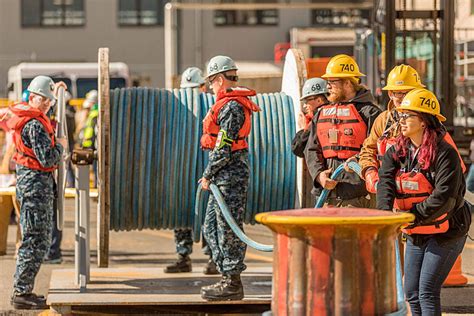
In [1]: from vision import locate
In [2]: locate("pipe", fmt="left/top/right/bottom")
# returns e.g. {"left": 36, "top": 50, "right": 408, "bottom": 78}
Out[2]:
{"left": 55, "top": 86, "right": 68, "bottom": 231}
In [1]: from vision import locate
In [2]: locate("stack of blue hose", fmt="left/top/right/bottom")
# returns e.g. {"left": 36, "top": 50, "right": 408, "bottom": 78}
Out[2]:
{"left": 109, "top": 87, "right": 296, "bottom": 231}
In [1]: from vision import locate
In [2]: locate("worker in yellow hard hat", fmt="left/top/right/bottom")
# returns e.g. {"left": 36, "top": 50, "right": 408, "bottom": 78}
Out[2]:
{"left": 376, "top": 88, "right": 471, "bottom": 315}
{"left": 304, "top": 54, "right": 381, "bottom": 208}
{"left": 357, "top": 65, "right": 465, "bottom": 193}
{"left": 357, "top": 64, "right": 425, "bottom": 193}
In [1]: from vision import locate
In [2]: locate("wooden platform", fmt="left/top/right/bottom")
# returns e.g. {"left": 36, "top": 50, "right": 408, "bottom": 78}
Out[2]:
{"left": 47, "top": 267, "right": 272, "bottom": 315}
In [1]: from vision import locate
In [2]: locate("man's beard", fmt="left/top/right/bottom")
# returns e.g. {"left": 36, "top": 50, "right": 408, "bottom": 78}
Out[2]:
{"left": 327, "top": 89, "right": 346, "bottom": 103}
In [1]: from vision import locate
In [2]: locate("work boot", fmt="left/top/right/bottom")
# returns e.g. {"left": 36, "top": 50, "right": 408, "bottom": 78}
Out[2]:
{"left": 164, "top": 254, "right": 192, "bottom": 273}
{"left": 201, "top": 274, "right": 244, "bottom": 301}
{"left": 203, "top": 259, "right": 219, "bottom": 275}
{"left": 11, "top": 293, "right": 47, "bottom": 310}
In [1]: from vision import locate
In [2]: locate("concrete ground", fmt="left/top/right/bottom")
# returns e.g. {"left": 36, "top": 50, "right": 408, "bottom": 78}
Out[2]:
{"left": 0, "top": 198, "right": 473, "bottom": 315}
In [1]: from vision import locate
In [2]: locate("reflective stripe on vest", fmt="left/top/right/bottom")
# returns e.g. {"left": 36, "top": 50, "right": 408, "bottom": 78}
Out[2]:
{"left": 316, "top": 103, "right": 367, "bottom": 159}
{"left": 201, "top": 100, "right": 253, "bottom": 151}
{"left": 394, "top": 170, "right": 449, "bottom": 235}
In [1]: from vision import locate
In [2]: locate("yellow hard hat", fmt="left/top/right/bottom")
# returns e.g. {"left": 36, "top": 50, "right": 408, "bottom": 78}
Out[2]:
{"left": 321, "top": 54, "right": 365, "bottom": 79}
{"left": 383, "top": 64, "right": 425, "bottom": 91}
{"left": 397, "top": 88, "right": 446, "bottom": 122}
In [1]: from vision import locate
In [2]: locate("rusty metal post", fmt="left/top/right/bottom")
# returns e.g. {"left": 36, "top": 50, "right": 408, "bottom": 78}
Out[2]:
{"left": 98, "top": 48, "right": 110, "bottom": 268}
{"left": 256, "top": 208, "right": 414, "bottom": 315}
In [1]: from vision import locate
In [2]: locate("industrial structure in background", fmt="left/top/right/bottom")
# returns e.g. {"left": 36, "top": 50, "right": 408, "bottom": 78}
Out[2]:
{"left": 0, "top": 1, "right": 473, "bottom": 133}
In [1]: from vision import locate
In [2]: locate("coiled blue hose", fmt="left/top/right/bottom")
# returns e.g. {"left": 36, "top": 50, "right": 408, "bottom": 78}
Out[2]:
{"left": 109, "top": 87, "right": 296, "bottom": 231}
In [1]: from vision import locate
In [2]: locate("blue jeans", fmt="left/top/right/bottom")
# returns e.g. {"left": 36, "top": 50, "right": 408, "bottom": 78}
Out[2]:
{"left": 404, "top": 236, "right": 466, "bottom": 316}
{"left": 466, "top": 164, "right": 474, "bottom": 193}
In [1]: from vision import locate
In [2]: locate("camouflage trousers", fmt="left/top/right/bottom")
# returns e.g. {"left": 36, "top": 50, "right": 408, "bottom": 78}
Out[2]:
{"left": 173, "top": 228, "right": 211, "bottom": 257}
{"left": 13, "top": 171, "right": 54, "bottom": 295}
{"left": 203, "top": 182, "right": 248, "bottom": 275}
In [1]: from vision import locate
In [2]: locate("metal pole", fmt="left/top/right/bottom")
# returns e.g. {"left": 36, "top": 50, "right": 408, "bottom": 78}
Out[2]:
{"left": 169, "top": 2, "right": 373, "bottom": 10}
{"left": 440, "top": 0, "right": 455, "bottom": 125}
{"left": 75, "top": 163, "right": 90, "bottom": 291}
{"left": 165, "top": 3, "right": 178, "bottom": 89}
{"left": 56, "top": 86, "right": 67, "bottom": 231}
{"left": 384, "top": 0, "right": 396, "bottom": 106}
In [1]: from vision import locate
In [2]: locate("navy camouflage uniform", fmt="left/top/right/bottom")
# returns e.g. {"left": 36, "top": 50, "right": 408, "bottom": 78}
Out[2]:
{"left": 202, "top": 100, "right": 248, "bottom": 276}
{"left": 173, "top": 228, "right": 212, "bottom": 256}
{"left": 14, "top": 119, "right": 62, "bottom": 295}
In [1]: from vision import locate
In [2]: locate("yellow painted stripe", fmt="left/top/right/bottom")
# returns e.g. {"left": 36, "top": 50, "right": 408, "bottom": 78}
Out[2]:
{"left": 256, "top": 212, "right": 414, "bottom": 226}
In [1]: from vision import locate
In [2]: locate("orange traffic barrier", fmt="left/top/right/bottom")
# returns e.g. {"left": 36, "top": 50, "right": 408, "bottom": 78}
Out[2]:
{"left": 443, "top": 255, "right": 468, "bottom": 287}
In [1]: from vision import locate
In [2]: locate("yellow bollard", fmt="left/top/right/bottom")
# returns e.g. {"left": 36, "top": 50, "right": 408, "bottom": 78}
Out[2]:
{"left": 256, "top": 207, "right": 414, "bottom": 316}
{"left": 0, "top": 195, "right": 14, "bottom": 255}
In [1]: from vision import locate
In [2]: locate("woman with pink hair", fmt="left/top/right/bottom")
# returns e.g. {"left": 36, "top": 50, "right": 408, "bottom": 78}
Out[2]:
{"left": 377, "top": 89, "right": 471, "bottom": 315}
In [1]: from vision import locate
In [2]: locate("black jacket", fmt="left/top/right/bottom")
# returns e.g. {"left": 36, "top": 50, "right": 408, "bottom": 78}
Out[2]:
{"left": 377, "top": 138, "right": 471, "bottom": 245}
{"left": 304, "top": 88, "right": 381, "bottom": 199}
{"left": 291, "top": 129, "right": 310, "bottom": 158}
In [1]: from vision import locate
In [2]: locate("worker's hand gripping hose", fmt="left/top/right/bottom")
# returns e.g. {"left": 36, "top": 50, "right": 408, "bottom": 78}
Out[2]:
{"left": 314, "top": 161, "right": 362, "bottom": 208}
{"left": 313, "top": 161, "right": 407, "bottom": 316}
{"left": 194, "top": 183, "right": 274, "bottom": 252}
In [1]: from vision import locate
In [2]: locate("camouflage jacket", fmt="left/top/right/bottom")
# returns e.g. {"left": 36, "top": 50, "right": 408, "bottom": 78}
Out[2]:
{"left": 203, "top": 100, "right": 249, "bottom": 181}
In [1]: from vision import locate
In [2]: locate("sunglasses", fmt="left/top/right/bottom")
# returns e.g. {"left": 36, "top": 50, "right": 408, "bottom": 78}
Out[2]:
{"left": 208, "top": 73, "right": 239, "bottom": 85}
{"left": 398, "top": 112, "right": 419, "bottom": 121}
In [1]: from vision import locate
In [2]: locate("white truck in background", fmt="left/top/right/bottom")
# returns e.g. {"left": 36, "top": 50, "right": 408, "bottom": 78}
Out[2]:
{"left": 6, "top": 62, "right": 130, "bottom": 105}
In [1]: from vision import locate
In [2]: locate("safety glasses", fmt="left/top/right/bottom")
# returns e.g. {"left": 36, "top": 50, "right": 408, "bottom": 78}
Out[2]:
{"left": 327, "top": 79, "right": 343, "bottom": 86}
{"left": 207, "top": 73, "right": 239, "bottom": 86}
{"left": 398, "top": 112, "right": 419, "bottom": 121}
{"left": 392, "top": 91, "right": 408, "bottom": 98}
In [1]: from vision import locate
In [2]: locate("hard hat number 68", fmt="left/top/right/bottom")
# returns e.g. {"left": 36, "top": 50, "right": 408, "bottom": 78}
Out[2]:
{"left": 340, "top": 63, "right": 355, "bottom": 72}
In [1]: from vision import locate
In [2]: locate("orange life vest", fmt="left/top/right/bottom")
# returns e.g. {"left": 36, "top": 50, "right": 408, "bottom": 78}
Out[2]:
{"left": 7, "top": 103, "right": 57, "bottom": 172}
{"left": 394, "top": 168, "right": 449, "bottom": 235}
{"left": 316, "top": 103, "right": 367, "bottom": 159}
{"left": 201, "top": 87, "right": 260, "bottom": 151}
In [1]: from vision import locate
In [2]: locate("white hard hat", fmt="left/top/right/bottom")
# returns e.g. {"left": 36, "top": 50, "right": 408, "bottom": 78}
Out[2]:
{"left": 180, "top": 67, "right": 205, "bottom": 88}
{"left": 83, "top": 90, "right": 98, "bottom": 109}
